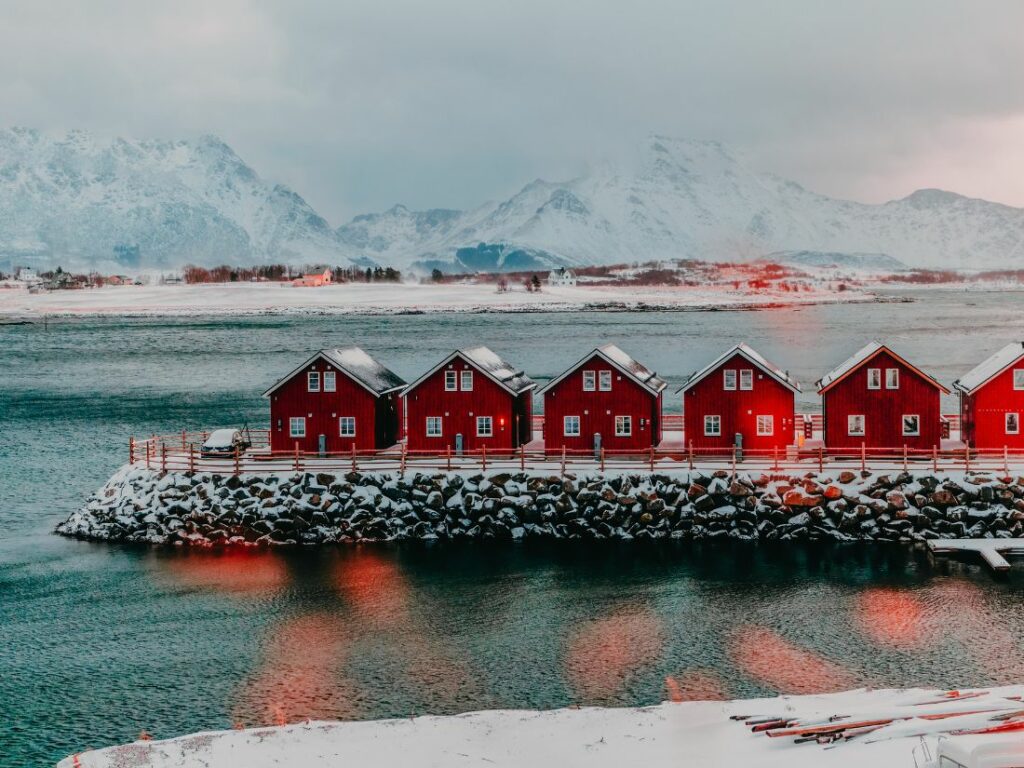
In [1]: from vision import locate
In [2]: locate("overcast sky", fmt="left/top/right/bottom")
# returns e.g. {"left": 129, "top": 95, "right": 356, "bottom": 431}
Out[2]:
{"left": 3, "top": 0, "right": 1023, "bottom": 223}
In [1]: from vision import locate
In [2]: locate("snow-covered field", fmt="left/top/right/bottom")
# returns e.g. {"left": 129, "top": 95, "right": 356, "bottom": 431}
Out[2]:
{"left": 0, "top": 281, "right": 875, "bottom": 317}
{"left": 59, "top": 686, "right": 1024, "bottom": 768}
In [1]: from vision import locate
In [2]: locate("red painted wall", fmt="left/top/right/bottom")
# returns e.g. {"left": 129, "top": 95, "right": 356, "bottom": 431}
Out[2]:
{"left": 543, "top": 352, "right": 662, "bottom": 453}
{"left": 822, "top": 349, "right": 942, "bottom": 450}
{"left": 682, "top": 352, "right": 796, "bottom": 452}
{"left": 960, "top": 361, "right": 1024, "bottom": 449}
{"left": 268, "top": 359, "right": 399, "bottom": 453}
{"left": 404, "top": 355, "right": 531, "bottom": 452}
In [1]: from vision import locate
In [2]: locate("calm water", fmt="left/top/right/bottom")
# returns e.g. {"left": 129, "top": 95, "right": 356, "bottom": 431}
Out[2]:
{"left": 4, "top": 291, "right": 1024, "bottom": 767}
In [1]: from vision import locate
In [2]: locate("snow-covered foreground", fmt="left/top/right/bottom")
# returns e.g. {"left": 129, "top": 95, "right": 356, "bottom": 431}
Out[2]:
{"left": 0, "top": 281, "right": 874, "bottom": 317}
{"left": 59, "top": 686, "right": 1024, "bottom": 768}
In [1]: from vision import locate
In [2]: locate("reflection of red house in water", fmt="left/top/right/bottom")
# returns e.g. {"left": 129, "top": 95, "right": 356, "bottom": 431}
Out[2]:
{"left": 292, "top": 269, "right": 333, "bottom": 287}
{"left": 403, "top": 347, "right": 535, "bottom": 453}
{"left": 539, "top": 344, "right": 666, "bottom": 454}
{"left": 263, "top": 347, "right": 405, "bottom": 454}
{"left": 954, "top": 342, "right": 1024, "bottom": 450}
{"left": 817, "top": 341, "right": 948, "bottom": 450}
{"left": 680, "top": 343, "right": 800, "bottom": 452}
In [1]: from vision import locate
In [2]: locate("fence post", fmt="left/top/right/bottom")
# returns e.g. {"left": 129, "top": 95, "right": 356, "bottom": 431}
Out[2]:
{"left": 181, "top": 429, "right": 187, "bottom": 451}
{"left": 688, "top": 440, "right": 694, "bottom": 470}
{"left": 234, "top": 446, "right": 240, "bottom": 476}
{"left": 446, "top": 444, "right": 452, "bottom": 472}
{"left": 520, "top": 444, "right": 525, "bottom": 472}
{"left": 294, "top": 442, "right": 300, "bottom": 473}
{"left": 965, "top": 445, "right": 971, "bottom": 473}
{"left": 903, "top": 444, "right": 908, "bottom": 472}
{"left": 189, "top": 444, "right": 196, "bottom": 474}
{"left": 561, "top": 445, "right": 566, "bottom": 476}
{"left": 818, "top": 445, "right": 823, "bottom": 473}
{"left": 400, "top": 443, "right": 407, "bottom": 476}
{"left": 481, "top": 444, "right": 487, "bottom": 472}
{"left": 731, "top": 446, "right": 736, "bottom": 478}
{"left": 145, "top": 439, "right": 151, "bottom": 469}
{"left": 860, "top": 442, "right": 866, "bottom": 472}
{"left": 772, "top": 444, "right": 778, "bottom": 472}
{"left": 649, "top": 445, "right": 655, "bottom": 472}
{"left": 600, "top": 447, "right": 605, "bottom": 473}
{"left": 933, "top": 444, "right": 938, "bottom": 473}
{"left": 129, "top": 436, "right": 135, "bottom": 465}
{"left": 351, "top": 443, "right": 357, "bottom": 473}
{"left": 161, "top": 443, "right": 167, "bottom": 474}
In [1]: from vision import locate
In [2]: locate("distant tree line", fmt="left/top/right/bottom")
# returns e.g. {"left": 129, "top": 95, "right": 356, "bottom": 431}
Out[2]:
{"left": 182, "top": 264, "right": 402, "bottom": 284}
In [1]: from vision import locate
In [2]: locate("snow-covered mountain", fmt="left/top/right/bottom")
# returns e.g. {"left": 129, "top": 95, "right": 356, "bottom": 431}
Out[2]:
{"left": 0, "top": 128, "right": 361, "bottom": 272}
{"left": 4, "top": 129, "right": 1024, "bottom": 273}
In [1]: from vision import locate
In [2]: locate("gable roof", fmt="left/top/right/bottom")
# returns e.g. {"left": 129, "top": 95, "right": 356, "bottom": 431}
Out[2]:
{"left": 537, "top": 343, "right": 667, "bottom": 396}
{"left": 816, "top": 341, "right": 949, "bottom": 394}
{"left": 953, "top": 342, "right": 1024, "bottom": 394}
{"left": 403, "top": 346, "right": 536, "bottom": 397}
{"left": 676, "top": 343, "right": 801, "bottom": 394}
{"left": 263, "top": 347, "right": 406, "bottom": 398}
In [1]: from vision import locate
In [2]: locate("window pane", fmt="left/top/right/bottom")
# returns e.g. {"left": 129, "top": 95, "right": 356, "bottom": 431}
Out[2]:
{"left": 599, "top": 371, "right": 612, "bottom": 390}
{"left": 307, "top": 372, "right": 320, "bottom": 391}
{"left": 886, "top": 369, "right": 899, "bottom": 389}
{"left": 723, "top": 370, "right": 736, "bottom": 390}
{"left": 740, "top": 370, "right": 753, "bottom": 390}
{"left": 323, "top": 371, "right": 336, "bottom": 392}
{"left": 867, "top": 369, "right": 880, "bottom": 389}
{"left": 1007, "top": 413, "right": 1019, "bottom": 434}
{"left": 615, "top": 416, "right": 631, "bottom": 436}
{"left": 477, "top": 416, "right": 492, "bottom": 436}
{"left": 462, "top": 370, "right": 473, "bottom": 390}
{"left": 1015, "top": 370, "right": 1024, "bottom": 390}
{"left": 564, "top": 416, "right": 580, "bottom": 436}
{"left": 583, "top": 371, "right": 595, "bottom": 391}
{"left": 445, "top": 371, "right": 457, "bottom": 390}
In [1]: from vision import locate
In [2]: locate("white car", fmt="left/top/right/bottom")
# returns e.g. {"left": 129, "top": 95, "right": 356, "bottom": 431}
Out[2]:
{"left": 917, "top": 732, "right": 1024, "bottom": 768}
{"left": 200, "top": 428, "right": 250, "bottom": 457}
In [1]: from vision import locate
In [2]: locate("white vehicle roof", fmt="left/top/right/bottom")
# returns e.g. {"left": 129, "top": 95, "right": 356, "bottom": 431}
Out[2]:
{"left": 936, "top": 731, "right": 1024, "bottom": 768}
{"left": 203, "top": 429, "right": 239, "bottom": 447}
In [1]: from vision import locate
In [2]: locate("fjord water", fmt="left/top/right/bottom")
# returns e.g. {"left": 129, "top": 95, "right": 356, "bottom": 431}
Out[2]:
{"left": 4, "top": 292, "right": 1024, "bottom": 767}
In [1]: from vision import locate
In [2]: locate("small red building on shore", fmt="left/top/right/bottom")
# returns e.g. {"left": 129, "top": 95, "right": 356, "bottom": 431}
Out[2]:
{"left": 817, "top": 341, "right": 948, "bottom": 450}
{"left": 538, "top": 344, "right": 666, "bottom": 454}
{"left": 403, "top": 346, "right": 535, "bottom": 453}
{"left": 953, "top": 342, "right": 1024, "bottom": 450}
{"left": 263, "top": 347, "right": 405, "bottom": 454}
{"left": 679, "top": 343, "right": 800, "bottom": 452}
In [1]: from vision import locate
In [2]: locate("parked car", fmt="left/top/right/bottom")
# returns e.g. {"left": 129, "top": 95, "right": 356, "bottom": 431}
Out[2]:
{"left": 200, "top": 428, "right": 250, "bottom": 457}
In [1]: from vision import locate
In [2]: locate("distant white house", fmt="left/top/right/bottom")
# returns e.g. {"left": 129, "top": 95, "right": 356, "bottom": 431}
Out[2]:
{"left": 547, "top": 267, "right": 577, "bottom": 287}
{"left": 16, "top": 267, "right": 40, "bottom": 285}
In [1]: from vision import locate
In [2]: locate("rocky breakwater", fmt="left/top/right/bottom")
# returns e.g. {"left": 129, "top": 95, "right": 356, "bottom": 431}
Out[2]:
{"left": 55, "top": 464, "right": 1024, "bottom": 546}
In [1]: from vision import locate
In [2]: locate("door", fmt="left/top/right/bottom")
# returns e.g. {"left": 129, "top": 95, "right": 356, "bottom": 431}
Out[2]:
{"left": 455, "top": 433, "right": 463, "bottom": 456}
{"left": 593, "top": 432, "right": 602, "bottom": 460}
{"left": 318, "top": 434, "right": 327, "bottom": 457}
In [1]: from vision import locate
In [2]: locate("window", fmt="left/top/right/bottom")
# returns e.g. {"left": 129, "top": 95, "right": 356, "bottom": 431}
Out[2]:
{"left": 564, "top": 415, "right": 580, "bottom": 436}
{"left": 723, "top": 370, "right": 737, "bottom": 390}
{"left": 848, "top": 415, "right": 865, "bottom": 436}
{"left": 323, "top": 371, "right": 336, "bottom": 392}
{"left": 615, "top": 415, "right": 632, "bottom": 436}
{"left": 444, "top": 371, "right": 457, "bottom": 391}
{"left": 289, "top": 417, "right": 306, "bottom": 437}
{"left": 867, "top": 368, "right": 881, "bottom": 389}
{"left": 599, "top": 370, "right": 612, "bottom": 391}
{"left": 338, "top": 416, "right": 355, "bottom": 437}
{"left": 756, "top": 415, "right": 774, "bottom": 436}
{"left": 461, "top": 370, "right": 474, "bottom": 391}
{"left": 886, "top": 368, "right": 900, "bottom": 389}
{"left": 1015, "top": 369, "right": 1024, "bottom": 390}
{"left": 582, "top": 371, "right": 596, "bottom": 391}
{"left": 307, "top": 371, "right": 320, "bottom": 392}
{"left": 476, "top": 416, "right": 493, "bottom": 436}
{"left": 704, "top": 415, "right": 721, "bottom": 436}
{"left": 739, "top": 369, "right": 753, "bottom": 390}
{"left": 426, "top": 416, "right": 443, "bottom": 436}
{"left": 902, "top": 414, "right": 920, "bottom": 436}
{"left": 1007, "top": 413, "right": 1020, "bottom": 435}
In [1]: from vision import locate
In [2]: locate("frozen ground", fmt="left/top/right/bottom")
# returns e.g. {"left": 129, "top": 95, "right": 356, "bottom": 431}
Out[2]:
{"left": 0, "top": 281, "right": 875, "bottom": 317}
{"left": 59, "top": 686, "right": 1024, "bottom": 768}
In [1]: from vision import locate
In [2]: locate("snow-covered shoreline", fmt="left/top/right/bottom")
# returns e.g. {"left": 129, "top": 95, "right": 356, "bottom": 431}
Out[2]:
{"left": 0, "top": 281, "right": 880, "bottom": 318}
{"left": 58, "top": 685, "right": 1024, "bottom": 767}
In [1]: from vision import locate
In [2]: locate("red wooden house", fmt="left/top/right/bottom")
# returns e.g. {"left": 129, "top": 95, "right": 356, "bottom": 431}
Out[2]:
{"left": 953, "top": 342, "right": 1024, "bottom": 449}
{"left": 403, "top": 346, "right": 535, "bottom": 453}
{"left": 263, "top": 347, "right": 406, "bottom": 454}
{"left": 679, "top": 343, "right": 800, "bottom": 452}
{"left": 538, "top": 344, "right": 666, "bottom": 454}
{"left": 816, "top": 341, "right": 948, "bottom": 450}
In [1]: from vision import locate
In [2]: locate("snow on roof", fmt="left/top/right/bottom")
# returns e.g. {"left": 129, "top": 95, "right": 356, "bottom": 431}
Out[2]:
{"left": 538, "top": 343, "right": 667, "bottom": 395}
{"left": 262, "top": 346, "right": 405, "bottom": 398}
{"left": 459, "top": 346, "right": 535, "bottom": 394}
{"left": 677, "top": 343, "right": 801, "bottom": 393}
{"left": 816, "top": 341, "right": 948, "bottom": 393}
{"left": 953, "top": 342, "right": 1024, "bottom": 393}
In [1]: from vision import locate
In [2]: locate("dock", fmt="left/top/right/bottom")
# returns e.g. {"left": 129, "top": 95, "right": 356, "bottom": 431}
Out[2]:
{"left": 928, "top": 539, "right": 1024, "bottom": 574}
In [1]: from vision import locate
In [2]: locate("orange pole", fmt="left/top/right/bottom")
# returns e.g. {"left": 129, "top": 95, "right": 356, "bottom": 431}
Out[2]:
{"left": 447, "top": 444, "right": 452, "bottom": 472}
{"left": 234, "top": 445, "right": 240, "bottom": 476}
{"left": 145, "top": 439, "right": 151, "bottom": 469}
{"left": 294, "top": 442, "right": 300, "bottom": 472}
{"left": 189, "top": 444, "right": 196, "bottom": 474}
{"left": 600, "top": 447, "right": 605, "bottom": 473}
{"left": 161, "top": 443, "right": 167, "bottom": 473}
{"left": 181, "top": 429, "right": 187, "bottom": 451}
{"left": 818, "top": 445, "right": 823, "bottom": 473}
{"left": 933, "top": 444, "right": 938, "bottom": 473}
{"left": 561, "top": 445, "right": 566, "bottom": 476}
{"left": 903, "top": 444, "right": 908, "bottom": 472}
{"left": 772, "top": 444, "right": 778, "bottom": 472}
{"left": 861, "top": 442, "right": 866, "bottom": 472}
{"left": 351, "top": 443, "right": 357, "bottom": 473}
{"left": 965, "top": 445, "right": 971, "bottom": 473}
{"left": 129, "top": 436, "right": 135, "bottom": 465}
{"left": 650, "top": 445, "right": 655, "bottom": 472}
{"left": 481, "top": 444, "right": 487, "bottom": 472}
{"left": 520, "top": 444, "right": 525, "bottom": 472}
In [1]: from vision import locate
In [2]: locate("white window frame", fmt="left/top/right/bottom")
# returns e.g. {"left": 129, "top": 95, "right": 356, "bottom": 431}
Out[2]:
{"left": 307, "top": 371, "right": 320, "bottom": 392}
{"left": 461, "top": 370, "right": 474, "bottom": 391}
{"left": 756, "top": 415, "right": 774, "bottom": 436}
{"left": 289, "top": 417, "right": 306, "bottom": 438}
{"left": 476, "top": 416, "right": 493, "bottom": 437}
{"left": 323, "top": 371, "right": 337, "bottom": 392}
{"left": 848, "top": 414, "right": 865, "bottom": 437}
{"left": 599, "top": 370, "right": 612, "bottom": 391}
{"left": 902, "top": 414, "right": 920, "bottom": 436}
{"left": 444, "top": 370, "right": 457, "bottom": 391}
{"left": 867, "top": 368, "right": 881, "bottom": 390}
{"left": 886, "top": 368, "right": 900, "bottom": 389}
{"left": 615, "top": 415, "right": 632, "bottom": 436}
{"left": 704, "top": 415, "right": 721, "bottom": 436}
{"left": 564, "top": 415, "right": 581, "bottom": 436}
{"left": 339, "top": 416, "right": 355, "bottom": 437}
{"left": 739, "top": 369, "right": 753, "bottom": 390}
{"left": 426, "top": 416, "right": 443, "bottom": 437}
{"left": 723, "top": 370, "right": 737, "bottom": 390}
{"left": 582, "top": 371, "right": 596, "bottom": 391}
{"left": 1007, "top": 412, "right": 1020, "bottom": 435}
{"left": 1015, "top": 369, "right": 1024, "bottom": 390}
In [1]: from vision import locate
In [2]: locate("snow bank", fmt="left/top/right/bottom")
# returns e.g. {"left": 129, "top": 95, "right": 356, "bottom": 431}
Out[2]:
{"left": 59, "top": 686, "right": 1024, "bottom": 768}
